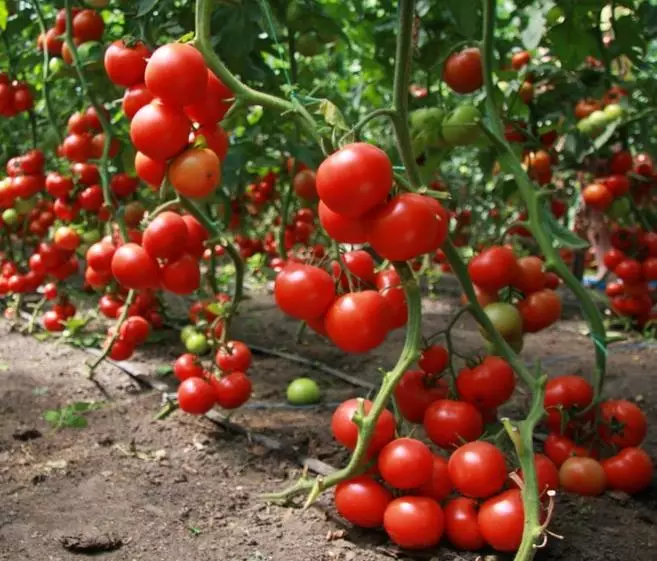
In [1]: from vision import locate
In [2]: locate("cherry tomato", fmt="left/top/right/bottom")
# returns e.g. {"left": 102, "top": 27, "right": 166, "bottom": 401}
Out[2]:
{"left": 601, "top": 447, "right": 653, "bottom": 494}
{"left": 318, "top": 200, "right": 368, "bottom": 243}
{"left": 274, "top": 263, "right": 335, "bottom": 321}
{"left": 104, "top": 40, "right": 150, "bottom": 87}
{"left": 130, "top": 102, "right": 190, "bottom": 161}
{"left": 512, "top": 453, "right": 560, "bottom": 493}
{"left": 423, "top": 399, "right": 484, "bottom": 449}
{"left": 418, "top": 344, "right": 449, "bottom": 374}
{"left": 582, "top": 183, "right": 613, "bottom": 210}
{"left": 331, "top": 398, "right": 395, "bottom": 455}
{"left": 72, "top": 9, "right": 105, "bottom": 42}
{"left": 110, "top": 243, "right": 160, "bottom": 290}
{"left": 511, "top": 50, "right": 531, "bottom": 70}
{"left": 383, "top": 497, "right": 444, "bottom": 550}
{"left": 468, "top": 246, "right": 519, "bottom": 292}
{"left": 43, "top": 310, "right": 65, "bottom": 332}
{"left": 334, "top": 477, "right": 392, "bottom": 528}
{"left": 598, "top": 399, "right": 647, "bottom": 448}
{"left": 394, "top": 369, "right": 448, "bottom": 423}
{"left": 215, "top": 340, "right": 252, "bottom": 373}
{"left": 444, "top": 497, "right": 485, "bottom": 551}
{"left": 478, "top": 489, "right": 524, "bottom": 552}
{"left": 143, "top": 211, "right": 189, "bottom": 261}
{"left": 211, "top": 372, "right": 252, "bottom": 409}
{"left": 177, "top": 377, "right": 216, "bottom": 415}
{"left": 559, "top": 457, "right": 606, "bottom": 496}
{"left": 448, "top": 441, "right": 507, "bottom": 498}
{"left": 456, "top": 356, "right": 516, "bottom": 409}
{"left": 122, "top": 83, "right": 155, "bottom": 120}
{"left": 378, "top": 437, "right": 434, "bottom": 489}
{"left": 517, "top": 289, "right": 562, "bottom": 333}
{"left": 543, "top": 375, "right": 594, "bottom": 434}
{"left": 106, "top": 338, "right": 134, "bottom": 361}
{"left": 293, "top": 169, "right": 318, "bottom": 201}
{"left": 168, "top": 147, "right": 220, "bottom": 199}
{"left": 184, "top": 70, "right": 232, "bottom": 125}
{"left": 615, "top": 259, "right": 643, "bottom": 283}
{"left": 416, "top": 455, "right": 453, "bottom": 501}
{"left": 443, "top": 48, "right": 483, "bottom": 94}
{"left": 161, "top": 254, "right": 200, "bottom": 295}
{"left": 174, "top": 353, "right": 204, "bottom": 381}
{"left": 119, "top": 316, "right": 150, "bottom": 346}
{"left": 513, "top": 256, "right": 546, "bottom": 294}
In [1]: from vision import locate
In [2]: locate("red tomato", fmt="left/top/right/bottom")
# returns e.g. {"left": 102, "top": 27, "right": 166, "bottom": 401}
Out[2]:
{"left": 448, "top": 441, "right": 507, "bottom": 498}
{"left": 334, "top": 477, "right": 392, "bottom": 528}
{"left": 610, "top": 151, "right": 634, "bottom": 174}
{"left": 62, "top": 133, "right": 92, "bottom": 162}
{"left": 511, "top": 50, "right": 531, "bottom": 70}
{"left": 444, "top": 497, "right": 485, "bottom": 550}
{"left": 130, "top": 102, "right": 190, "bottom": 161}
{"left": 161, "top": 254, "right": 200, "bottom": 295}
{"left": 168, "top": 147, "right": 220, "bottom": 199}
{"left": 416, "top": 455, "right": 452, "bottom": 501}
{"left": 423, "top": 399, "right": 484, "bottom": 449}
{"left": 602, "top": 174, "right": 630, "bottom": 197}
{"left": 394, "top": 369, "right": 448, "bottom": 423}
{"left": 177, "top": 377, "right": 216, "bottom": 415}
{"left": 119, "top": 316, "right": 150, "bottom": 346}
{"left": 643, "top": 257, "right": 657, "bottom": 281}
{"left": 122, "top": 83, "right": 155, "bottom": 120}
{"left": 211, "top": 372, "right": 252, "bottom": 409}
{"left": 215, "top": 340, "right": 252, "bottom": 373}
{"left": 42, "top": 310, "right": 65, "bottom": 332}
{"left": 383, "top": 497, "right": 444, "bottom": 550}
{"left": 143, "top": 211, "right": 189, "bottom": 261}
{"left": 615, "top": 259, "right": 643, "bottom": 283}
{"left": 45, "top": 173, "right": 74, "bottom": 199}
{"left": 274, "top": 263, "right": 335, "bottom": 321}
{"left": 86, "top": 241, "right": 115, "bottom": 273}
{"left": 182, "top": 215, "right": 209, "bottom": 259}
{"left": 582, "top": 183, "right": 613, "bottom": 210}
{"left": 145, "top": 43, "right": 208, "bottom": 106}
{"left": 418, "top": 344, "right": 449, "bottom": 374}
{"left": 174, "top": 353, "right": 204, "bottom": 381}
{"left": 72, "top": 162, "right": 100, "bottom": 185}
{"left": 468, "top": 246, "right": 520, "bottom": 292}
{"left": 478, "top": 489, "right": 524, "bottom": 552}
{"left": 378, "top": 438, "right": 434, "bottom": 489}
{"left": 90, "top": 133, "right": 120, "bottom": 159}
{"left": 72, "top": 9, "right": 105, "bottom": 42}
{"left": 517, "top": 289, "right": 562, "bottom": 332}
{"left": 331, "top": 398, "right": 395, "bottom": 454}
{"left": 106, "top": 338, "right": 134, "bottom": 361}
{"left": 443, "top": 48, "right": 483, "bottom": 94}
{"left": 604, "top": 248, "right": 626, "bottom": 270}
{"left": 293, "top": 169, "right": 318, "bottom": 201}
{"left": 513, "top": 256, "right": 546, "bottom": 294}
{"left": 98, "top": 294, "right": 122, "bottom": 319}
{"left": 512, "top": 453, "right": 560, "bottom": 493}
{"left": 318, "top": 200, "right": 368, "bottom": 243}
{"left": 135, "top": 151, "right": 166, "bottom": 187}
{"left": 54, "top": 226, "right": 81, "bottom": 251}
{"left": 543, "top": 375, "right": 594, "bottom": 434}
{"left": 325, "top": 291, "right": 390, "bottom": 353}
{"left": 601, "top": 447, "right": 653, "bottom": 494}
{"left": 110, "top": 243, "right": 160, "bottom": 290}
{"left": 559, "top": 457, "right": 606, "bottom": 496}
{"left": 316, "top": 143, "right": 392, "bottom": 218}
{"left": 104, "top": 40, "right": 150, "bottom": 87}
{"left": 184, "top": 69, "right": 232, "bottom": 124}
{"left": 598, "top": 399, "right": 647, "bottom": 448}
{"left": 544, "top": 433, "right": 595, "bottom": 467}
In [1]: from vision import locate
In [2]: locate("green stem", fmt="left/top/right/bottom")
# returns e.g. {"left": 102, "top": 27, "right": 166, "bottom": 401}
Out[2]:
{"left": 266, "top": 263, "right": 422, "bottom": 502}
{"left": 340, "top": 108, "right": 397, "bottom": 144}
{"left": 27, "top": 110, "right": 38, "bottom": 149}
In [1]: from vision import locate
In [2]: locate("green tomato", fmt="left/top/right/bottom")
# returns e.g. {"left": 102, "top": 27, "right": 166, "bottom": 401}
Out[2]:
{"left": 296, "top": 32, "right": 325, "bottom": 57}
{"left": 410, "top": 108, "right": 446, "bottom": 155}
{"left": 603, "top": 103, "right": 623, "bottom": 122}
{"left": 286, "top": 377, "right": 321, "bottom": 405}
{"left": 185, "top": 333, "right": 209, "bottom": 355}
{"left": 587, "top": 110, "right": 609, "bottom": 130}
{"left": 441, "top": 104, "right": 482, "bottom": 146}
{"left": 481, "top": 302, "right": 523, "bottom": 341}
{"left": 2, "top": 208, "right": 18, "bottom": 226}
{"left": 607, "top": 197, "right": 631, "bottom": 220}
{"left": 576, "top": 117, "right": 594, "bottom": 134}
{"left": 77, "top": 41, "right": 104, "bottom": 65}
{"left": 49, "top": 57, "right": 64, "bottom": 76}
{"left": 546, "top": 6, "right": 564, "bottom": 25}
{"left": 82, "top": 229, "right": 101, "bottom": 244}
{"left": 180, "top": 325, "right": 199, "bottom": 345}
{"left": 14, "top": 198, "right": 34, "bottom": 214}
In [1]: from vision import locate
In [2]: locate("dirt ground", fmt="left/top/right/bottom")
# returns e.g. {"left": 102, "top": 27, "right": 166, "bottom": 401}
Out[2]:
{"left": 0, "top": 292, "right": 656, "bottom": 561}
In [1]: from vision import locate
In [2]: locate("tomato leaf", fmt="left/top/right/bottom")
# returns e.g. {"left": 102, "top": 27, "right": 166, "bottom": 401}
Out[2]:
{"left": 0, "top": 1, "right": 8, "bottom": 31}
{"left": 156, "top": 365, "right": 174, "bottom": 376}
{"left": 445, "top": 0, "right": 481, "bottom": 39}
{"left": 539, "top": 206, "right": 589, "bottom": 249}
{"left": 137, "top": 0, "right": 161, "bottom": 17}
{"left": 547, "top": 22, "right": 598, "bottom": 70}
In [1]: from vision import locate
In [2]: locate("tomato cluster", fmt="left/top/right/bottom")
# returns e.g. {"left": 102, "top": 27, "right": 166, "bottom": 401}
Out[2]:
{"left": 38, "top": 8, "right": 105, "bottom": 64}
{"left": 0, "top": 73, "right": 33, "bottom": 118}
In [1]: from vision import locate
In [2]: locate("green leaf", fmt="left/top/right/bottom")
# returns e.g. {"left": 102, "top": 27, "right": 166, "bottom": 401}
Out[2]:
{"left": 539, "top": 206, "right": 589, "bottom": 249}
{"left": 137, "top": 0, "right": 160, "bottom": 17}
{"left": 592, "top": 120, "right": 621, "bottom": 151}
{"left": 547, "top": 22, "right": 598, "bottom": 70}
{"left": 71, "top": 401, "right": 97, "bottom": 413}
{"left": 0, "top": 1, "right": 7, "bottom": 30}
{"left": 65, "top": 415, "right": 88, "bottom": 429}
{"left": 318, "top": 99, "right": 349, "bottom": 131}
{"left": 445, "top": 0, "right": 480, "bottom": 38}
{"left": 64, "top": 317, "right": 88, "bottom": 334}
{"left": 156, "top": 365, "right": 174, "bottom": 376}
{"left": 43, "top": 410, "right": 61, "bottom": 425}
{"left": 34, "top": 332, "right": 51, "bottom": 342}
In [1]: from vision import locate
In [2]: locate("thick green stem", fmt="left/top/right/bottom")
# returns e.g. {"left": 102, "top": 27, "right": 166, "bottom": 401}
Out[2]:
{"left": 266, "top": 263, "right": 422, "bottom": 502}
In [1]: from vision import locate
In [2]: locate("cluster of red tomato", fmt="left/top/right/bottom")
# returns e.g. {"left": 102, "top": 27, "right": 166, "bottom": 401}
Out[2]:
{"left": 173, "top": 338, "right": 253, "bottom": 415}
{"left": 604, "top": 227, "right": 657, "bottom": 323}
{"left": 0, "top": 149, "right": 47, "bottom": 210}
{"left": 0, "top": 73, "right": 33, "bottom": 118}
{"left": 59, "top": 105, "right": 117, "bottom": 163}
{"left": 38, "top": 8, "right": 104, "bottom": 64}
{"left": 104, "top": 41, "right": 229, "bottom": 196}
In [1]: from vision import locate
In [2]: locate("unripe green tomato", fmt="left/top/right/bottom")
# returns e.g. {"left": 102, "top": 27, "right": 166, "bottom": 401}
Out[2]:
{"left": 296, "top": 32, "right": 325, "bottom": 57}
{"left": 49, "top": 57, "right": 64, "bottom": 75}
{"left": 576, "top": 117, "right": 595, "bottom": 134}
{"left": 603, "top": 103, "right": 623, "bottom": 121}
{"left": 14, "top": 197, "right": 34, "bottom": 214}
{"left": 185, "top": 332, "right": 209, "bottom": 355}
{"left": 587, "top": 110, "right": 609, "bottom": 130}
{"left": 180, "top": 325, "right": 199, "bottom": 345}
{"left": 2, "top": 208, "right": 18, "bottom": 226}
{"left": 286, "top": 378, "right": 321, "bottom": 405}
{"left": 441, "top": 104, "right": 482, "bottom": 146}
{"left": 77, "top": 41, "right": 104, "bottom": 65}
{"left": 82, "top": 229, "right": 101, "bottom": 244}
{"left": 481, "top": 302, "right": 524, "bottom": 341}
{"left": 607, "top": 197, "right": 630, "bottom": 220}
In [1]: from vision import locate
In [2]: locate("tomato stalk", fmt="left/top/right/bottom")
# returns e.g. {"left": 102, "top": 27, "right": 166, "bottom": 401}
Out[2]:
{"left": 23, "top": 296, "right": 47, "bottom": 335}
{"left": 63, "top": 0, "right": 124, "bottom": 239}
{"left": 86, "top": 289, "right": 136, "bottom": 378}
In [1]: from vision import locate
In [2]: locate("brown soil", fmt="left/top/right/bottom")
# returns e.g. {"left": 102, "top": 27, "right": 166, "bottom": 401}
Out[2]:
{"left": 1, "top": 293, "right": 656, "bottom": 561}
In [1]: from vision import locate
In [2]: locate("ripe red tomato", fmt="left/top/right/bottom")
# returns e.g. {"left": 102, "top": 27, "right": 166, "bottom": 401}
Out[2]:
{"left": 559, "top": 457, "right": 606, "bottom": 496}
{"left": 643, "top": 257, "right": 657, "bottom": 281}
{"left": 293, "top": 169, "right": 318, "bottom": 201}
{"left": 610, "top": 150, "right": 634, "bottom": 174}
{"left": 122, "top": 83, "right": 155, "bottom": 120}
{"left": 110, "top": 243, "right": 160, "bottom": 290}
{"left": 325, "top": 291, "right": 390, "bottom": 353}
{"left": 174, "top": 353, "right": 204, "bottom": 381}
{"left": 316, "top": 143, "right": 392, "bottom": 218}
{"left": 182, "top": 215, "right": 209, "bottom": 258}
{"left": 416, "top": 455, "right": 452, "bottom": 501}
{"left": 331, "top": 398, "right": 395, "bottom": 454}
{"left": 184, "top": 70, "right": 232, "bottom": 125}
{"left": 512, "top": 453, "right": 560, "bottom": 493}
{"left": 211, "top": 372, "right": 252, "bottom": 409}
{"left": 168, "top": 147, "right": 220, "bottom": 199}
{"left": 511, "top": 50, "right": 531, "bottom": 70}
{"left": 274, "top": 263, "right": 335, "bottom": 321}
{"left": 418, "top": 344, "right": 449, "bottom": 374}
{"left": 134, "top": 151, "right": 166, "bottom": 187}
{"left": 513, "top": 256, "right": 546, "bottom": 294}
{"left": 423, "top": 399, "right": 484, "bottom": 448}
{"left": 544, "top": 433, "right": 595, "bottom": 467}
{"left": 177, "top": 377, "right": 216, "bottom": 415}
{"left": 443, "top": 48, "right": 483, "bottom": 94}
{"left": 104, "top": 40, "right": 150, "bottom": 87}
{"left": 574, "top": 98, "right": 601, "bottom": 120}
{"left": 478, "top": 489, "right": 524, "bottom": 552}
{"left": 394, "top": 369, "right": 448, "bottom": 423}
{"left": 444, "top": 497, "right": 485, "bottom": 551}
{"left": 106, "top": 338, "right": 134, "bottom": 361}
{"left": 98, "top": 294, "right": 122, "bottom": 319}
{"left": 602, "top": 174, "right": 630, "bottom": 197}
{"left": 119, "top": 316, "right": 150, "bottom": 346}
{"left": 517, "top": 288, "right": 562, "bottom": 332}
{"left": 582, "top": 183, "right": 613, "bottom": 210}
{"left": 634, "top": 152, "right": 655, "bottom": 176}
{"left": 143, "top": 212, "right": 189, "bottom": 261}
{"left": 378, "top": 438, "right": 434, "bottom": 489}
{"left": 603, "top": 248, "right": 626, "bottom": 270}
{"left": 20, "top": 149, "right": 44, "bottom": 174}
{"left": 383, "top": 497, "right": 444, "bottom": 549}
{"left": 448, "top": 441, "right": 507, "bottom": 498}
{"left": 366, "top": 193, "right": 445, "bottom": 261}
{"left": 215, "top": 340, "right": 252, "bottom": 373}
{"left": 45, "top": 173, "right": 74, "bottom": 199}
{"left": 334, "top": 477, "right": 392, "bottom": 528}
{"left": 54, "top": 227, "right": 81, "bottom": 251}
{"left": 318, "top": 200, "right": 368, "bottom": 243}
{"left": 73, "top": 162, "right": 100, "bottom": 185}
{"left": 468, "top": 246, "right": 519, "bottom": 292}
{"left": 456, "top": 356, "right": 516, "bottom": 409}
{"left": 62, "top": 133, "right": 92, "bottom": 162}
{"left": 43, "top": 282, "right": 58, "bottom": 301}
{"left": 43, "top": 310, "right": 65, "bottom": 332}
{"left": 335, "top": 250, "right": 376, "bottom": 288}
{"left": 145, "top": 44, "right": 208, "bottom": 107}
{"left": 86, "top": 241, "right": 115, "bottom": 273}
{"left": 72, "top": 9, "right": 105, "bottom": 42}
{"left": 90, "top": 133, "right": 120, "bottom": 159}
{"left": 130, "top": 102, "right": 190, "bottom": 161}
{"left": 598, "top": 399, "right": 647, "bottom": 448}
{"left": 161, "top": 254, "right": 200, "bottom": 295}
{"left": 601, "top": 447, "right": 653, "bottom": 494}
{"left": 543, "top": 375, "right": 594, "bottom": 434}
{"left": 615, "top": 259, "right": 643, "bottom": 283}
